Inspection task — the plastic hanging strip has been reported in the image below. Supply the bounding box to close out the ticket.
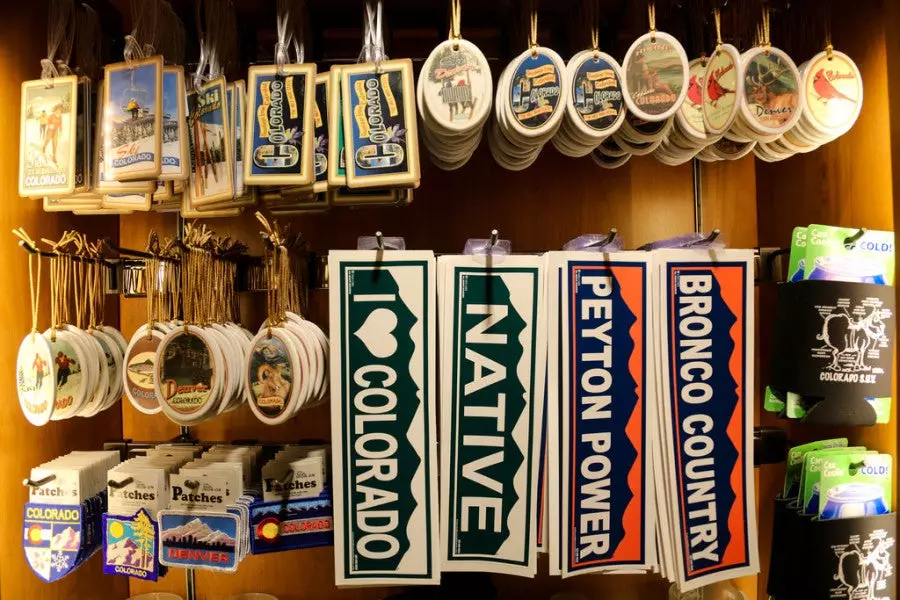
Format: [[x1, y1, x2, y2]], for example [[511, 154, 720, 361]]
[[41, 0, 75, 84]]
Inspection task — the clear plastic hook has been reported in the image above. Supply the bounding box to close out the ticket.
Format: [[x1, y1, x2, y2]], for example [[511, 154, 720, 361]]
[[564, 229, 623, 252], [357, 231, 406, 251], [639, 230, 726, 251], [464, 229, 511, 256]]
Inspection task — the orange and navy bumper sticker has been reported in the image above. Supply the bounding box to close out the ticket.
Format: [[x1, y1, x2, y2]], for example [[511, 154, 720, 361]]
[[561, 257, 651, 575], [660, 252, 758, 588]]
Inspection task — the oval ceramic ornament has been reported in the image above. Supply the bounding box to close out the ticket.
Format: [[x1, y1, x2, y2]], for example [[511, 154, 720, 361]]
[[622, 31, 689, 122], [566, 50, 626, 138], [801, 50, 863, 138], [740, 46, 802, 136], [703, 44, 742, 135], [156, 327, 219, 420], [422, 39, 492, 133], [17, 334, 55, 425], [506, 47, 567, 138]]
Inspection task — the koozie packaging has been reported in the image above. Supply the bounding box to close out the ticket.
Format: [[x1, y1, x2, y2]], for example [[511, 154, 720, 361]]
[[782, 438, 849, 500], [328, 250, 440, 586], [653, 249, 759, 591], [818, 453, 893, 521]]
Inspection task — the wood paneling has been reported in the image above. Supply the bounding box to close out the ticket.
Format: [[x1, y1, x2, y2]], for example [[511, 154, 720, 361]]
[[0, 7, 128, 600]]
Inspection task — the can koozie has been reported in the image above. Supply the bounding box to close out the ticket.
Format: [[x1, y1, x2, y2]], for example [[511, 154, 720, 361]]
[[328, 251, 439, 586], [437, 255, 546, 577], [655, 249, 758, 591], [548, 252, 654, 577]]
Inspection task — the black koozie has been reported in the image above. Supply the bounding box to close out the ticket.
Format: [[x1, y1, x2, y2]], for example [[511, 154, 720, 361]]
[[771, 280, 895, 426], [771, 511, 897, 600]]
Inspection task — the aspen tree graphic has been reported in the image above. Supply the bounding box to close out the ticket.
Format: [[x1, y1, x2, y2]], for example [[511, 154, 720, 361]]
[[132, 511, 156, 570]]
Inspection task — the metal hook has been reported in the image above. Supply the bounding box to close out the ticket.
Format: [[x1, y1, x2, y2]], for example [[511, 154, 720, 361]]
[[107, 477, 135, 489], [587, 228, 618, 249], [489, 229, 499, 248], [844, 228, 866, 249], [687, 228, 721, 247], [23, 474, 57, 488], [375, 231, 385, 251], [281, 469, 295, 485]]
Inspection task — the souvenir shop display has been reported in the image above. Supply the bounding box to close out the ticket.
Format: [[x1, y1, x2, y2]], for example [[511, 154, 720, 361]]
[[154, 224, 255, 425], [23, 450, 122, 581], [329, 237, 440, 585], [14, 229, 124, 425], [417, 0, 492, 170], [766, 225, 895, 425], [123, 234, 180, 416], [551, 2, 626, 158], [341, 3, 420, 190], [438, 239, 546, 577], [489, 10, 567, 171], [8, 0, 894, 599], [246, 215, 329, 425], [768, 439, 895, 600], [20, 0, 868, 219], [545, 246, 655, 577], [649, 238, 758, 591], [244, 3, 316, 187]]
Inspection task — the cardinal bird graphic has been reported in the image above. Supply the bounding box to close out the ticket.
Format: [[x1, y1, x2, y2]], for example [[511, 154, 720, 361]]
[[813, 69, 856, 103], [687, 75, 703, 106], [706, 73, 732, 106]]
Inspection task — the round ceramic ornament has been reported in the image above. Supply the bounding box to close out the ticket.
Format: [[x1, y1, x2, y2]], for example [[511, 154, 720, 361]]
[[156, 326, 222, 422], [204, 327, 237, 415], [739, 46, 802, 136], [708, 137, 757, 160], [77, 332, 110, 417], [621, 31, 689, 122], [702, 44, 743, 135], [594, 136, 629, 158], [16, 333, 56, 426], [503, 47, 568, 139], [421, 39, 493, 133], [591, 148, 631, 169], [800, 49, 863, 138], [100, 325, 128, 355], [618, 112, 673, 144], [565, 50, 626, 140], [292, 316, 330, 405], [44, 328, 91, 420], [612, 132, 663, 156], [124, 326, 165, 415], [90, 328, 123, 414]]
